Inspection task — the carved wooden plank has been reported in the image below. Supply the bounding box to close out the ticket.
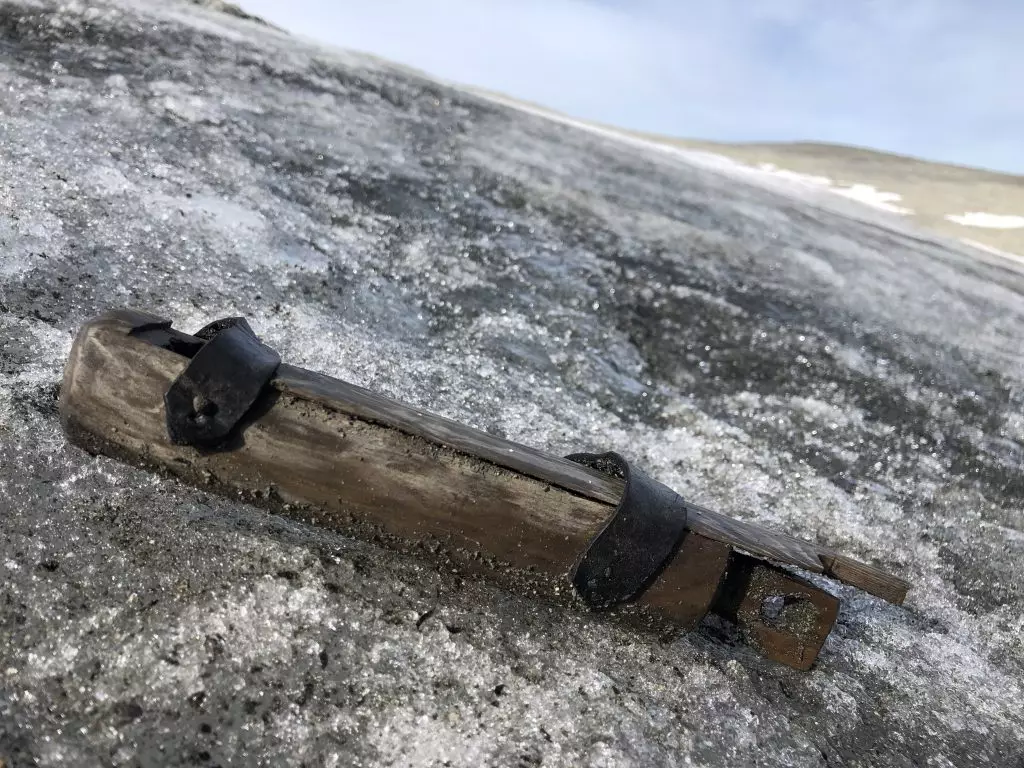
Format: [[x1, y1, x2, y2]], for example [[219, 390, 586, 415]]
[[62, 310, 909, 608], [278, 362, 909, 605], [62, 309, 908, 667], [59, 311, 731, 633]]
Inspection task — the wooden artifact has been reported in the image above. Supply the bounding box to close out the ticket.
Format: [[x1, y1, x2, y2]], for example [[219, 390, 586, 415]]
[[59, 309, 910, 670]]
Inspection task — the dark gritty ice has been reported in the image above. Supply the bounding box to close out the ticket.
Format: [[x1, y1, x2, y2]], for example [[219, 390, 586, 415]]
[[0, 1, 1022, 765]]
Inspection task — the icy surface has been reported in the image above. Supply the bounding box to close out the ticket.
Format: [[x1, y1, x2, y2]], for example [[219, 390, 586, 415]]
[[474, 91, 918, 221], [1, 1, 1023, 766]]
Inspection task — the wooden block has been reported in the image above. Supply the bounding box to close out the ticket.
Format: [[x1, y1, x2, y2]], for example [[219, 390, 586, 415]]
[[59, 310, 730, 632], [59, 309, 905, 667]]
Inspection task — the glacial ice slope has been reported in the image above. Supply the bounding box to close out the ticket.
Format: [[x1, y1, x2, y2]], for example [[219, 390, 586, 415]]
[[1, 1, 1022, 766]]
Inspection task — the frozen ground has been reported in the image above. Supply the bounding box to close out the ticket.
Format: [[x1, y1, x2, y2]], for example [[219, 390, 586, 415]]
[[475, 92, 920, 221], [1, 1, 1023, 765]]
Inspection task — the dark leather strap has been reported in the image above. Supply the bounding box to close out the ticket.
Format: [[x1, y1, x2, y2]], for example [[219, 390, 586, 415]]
[[566, 452, 689, 609], [164, 317, 280, 448]]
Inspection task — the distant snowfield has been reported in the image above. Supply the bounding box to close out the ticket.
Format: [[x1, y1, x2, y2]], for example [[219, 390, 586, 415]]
[[755, 163, 912, 214], [945, 212, 1024, 229], [472, 90, 916, 218], [471, 89, 1024, 264]]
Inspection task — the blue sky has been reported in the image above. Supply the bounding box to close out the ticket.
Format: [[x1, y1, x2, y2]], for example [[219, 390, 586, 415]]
[[239, 0, 1024, 174]]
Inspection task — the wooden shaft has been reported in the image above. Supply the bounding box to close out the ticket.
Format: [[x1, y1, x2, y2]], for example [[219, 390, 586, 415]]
[[59, 310, 731, 632], [280, 365, 907, 604], [59, 310, 862, 667]]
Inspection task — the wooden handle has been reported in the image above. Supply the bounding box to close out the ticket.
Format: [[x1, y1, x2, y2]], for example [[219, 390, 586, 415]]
[[58, 309, 906, 667], [59, 310, 729, 631]]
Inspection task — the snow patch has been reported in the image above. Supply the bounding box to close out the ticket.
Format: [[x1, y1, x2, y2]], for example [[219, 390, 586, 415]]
[[945, 212, 1024, 229], [831, 184, 911, 214], [470, 90, 914, 219], [756, 163, 832, 188], [753, 165, 911, 214]]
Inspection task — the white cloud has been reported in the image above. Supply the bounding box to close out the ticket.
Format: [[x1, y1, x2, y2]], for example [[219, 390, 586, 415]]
[[239, 0, 1024, 174]]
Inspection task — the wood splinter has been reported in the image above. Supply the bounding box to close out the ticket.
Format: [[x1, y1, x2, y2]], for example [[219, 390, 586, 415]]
[[58, 309, 910, 670]]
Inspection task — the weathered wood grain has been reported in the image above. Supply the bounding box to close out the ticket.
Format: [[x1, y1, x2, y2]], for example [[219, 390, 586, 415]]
[[59, 311, 731, 632], [278, 358, 909, 604], [62, 310, 909, 608], [712, 557, 840, 671]]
